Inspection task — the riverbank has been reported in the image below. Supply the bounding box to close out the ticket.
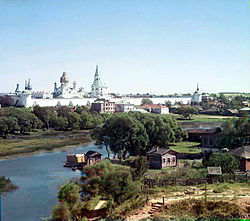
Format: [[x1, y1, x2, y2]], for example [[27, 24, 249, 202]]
[[0, 130, 92, 160]]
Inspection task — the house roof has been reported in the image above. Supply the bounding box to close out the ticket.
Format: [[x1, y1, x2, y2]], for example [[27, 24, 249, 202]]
[[207, 167, 222, 175], [231, 145, 250, 159], [147, 148, 171, 156], [187, 127, 222, 134], [86, 151, 102, 157], [134, 109, 149, 113]]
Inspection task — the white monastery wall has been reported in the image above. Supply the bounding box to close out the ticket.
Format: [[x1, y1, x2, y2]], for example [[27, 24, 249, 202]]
[[21, 96, 193, 107]]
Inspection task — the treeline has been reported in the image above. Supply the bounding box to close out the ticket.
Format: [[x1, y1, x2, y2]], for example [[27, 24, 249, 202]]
[[0, 106, 106, 138], [219, 116, 250, 149], [92, 112, 187, 159]]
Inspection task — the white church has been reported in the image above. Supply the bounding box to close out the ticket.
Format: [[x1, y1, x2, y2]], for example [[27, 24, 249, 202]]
[[3, 66, 202, 107]]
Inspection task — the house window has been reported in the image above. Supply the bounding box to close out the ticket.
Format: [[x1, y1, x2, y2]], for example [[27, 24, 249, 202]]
[[167, 158, 170, 163], [163, 158, 166, 163], [210, 137, 214, 146], [149, 157, 153, 162], [204, 138, 207, 145], [172, 158, 175, 163]]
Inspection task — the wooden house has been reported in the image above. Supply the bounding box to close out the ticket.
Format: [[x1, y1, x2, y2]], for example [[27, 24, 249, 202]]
[[231, 145, 250, 172], [86, 151, 102, 165], [64, 154, 86, 167], [146, 148, 177, 169], [200, 127, 223, 153]]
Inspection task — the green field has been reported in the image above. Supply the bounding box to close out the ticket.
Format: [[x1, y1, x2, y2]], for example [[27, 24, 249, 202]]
[[170, 113, 234, 122], [0, 130, 92, 158]]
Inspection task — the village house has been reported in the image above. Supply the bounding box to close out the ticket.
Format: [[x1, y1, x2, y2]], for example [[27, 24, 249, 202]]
[[200, 127, 223, 153], [199, 107, 220, 115], [90, 99, 115, 114], [146, 148, 177, 169], [139, 104, 169, 114], [231, 145, 250, 172], [86, 150, 102, 165]]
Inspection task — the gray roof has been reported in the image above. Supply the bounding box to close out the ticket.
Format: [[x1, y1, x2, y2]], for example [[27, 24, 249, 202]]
[[231, 146, 250, 159], [147, 148, 170, 156], [86, 151, 102, 157], [207, 167, 222, 175]]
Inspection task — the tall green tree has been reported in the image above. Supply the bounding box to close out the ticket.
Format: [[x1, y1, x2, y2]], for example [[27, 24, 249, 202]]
[[219, 117, 250, 149], [66, 112, 81, 130], [33, 106, 56, 130], [174, 106, 199, 119], [99, 114, 149, 159], [141, 98, 153, 105]]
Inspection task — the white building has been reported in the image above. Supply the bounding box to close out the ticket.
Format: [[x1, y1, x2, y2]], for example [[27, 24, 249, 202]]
[[2, 66, 203, 108], [91, 65, 108, 98], [115, 101, 136, 112], [53, 72, 87, 98], [191, 83, 202, 103], [138, 104, 169, 114]]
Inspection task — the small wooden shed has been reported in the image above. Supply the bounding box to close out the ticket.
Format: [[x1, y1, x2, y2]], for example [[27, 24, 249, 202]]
[[207, 166, 222, 180]]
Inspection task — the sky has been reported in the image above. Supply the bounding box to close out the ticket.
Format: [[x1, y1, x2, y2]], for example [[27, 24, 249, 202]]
[[0, 0, 249, 94]]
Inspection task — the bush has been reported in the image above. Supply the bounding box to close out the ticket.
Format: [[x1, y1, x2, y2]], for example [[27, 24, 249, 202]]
[[203, 153, 239, 174]]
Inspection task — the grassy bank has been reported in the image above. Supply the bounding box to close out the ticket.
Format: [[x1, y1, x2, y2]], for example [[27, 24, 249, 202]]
[[170, 113, 234, 122], [169, 142, 201, 154], [0, 130, 92, 158], [150, 183, 250, 220]]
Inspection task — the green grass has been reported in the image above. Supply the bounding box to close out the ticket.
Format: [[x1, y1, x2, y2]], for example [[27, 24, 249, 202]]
[[169, 142, 201, 154], [171, 113, 233, 122], [0, 130, 92, 158]]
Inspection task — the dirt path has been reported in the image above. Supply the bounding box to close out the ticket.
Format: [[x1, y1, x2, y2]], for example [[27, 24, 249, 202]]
[[126, 190, 250, 221]]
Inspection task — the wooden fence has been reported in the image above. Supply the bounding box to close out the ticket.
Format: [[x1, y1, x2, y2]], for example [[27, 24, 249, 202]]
[[143, 174, 249, 188]]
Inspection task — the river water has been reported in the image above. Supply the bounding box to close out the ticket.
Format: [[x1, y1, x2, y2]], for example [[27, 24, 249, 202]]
[[0, 143, 107, 221]]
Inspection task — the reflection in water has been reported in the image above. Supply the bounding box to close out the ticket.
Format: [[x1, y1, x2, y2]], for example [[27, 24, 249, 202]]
[[0, 143, 106, 221]]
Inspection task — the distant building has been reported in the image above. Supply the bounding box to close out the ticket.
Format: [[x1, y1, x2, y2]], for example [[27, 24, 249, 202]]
[[53, 72, 87, 98], [91, 99, 115, 114], [3, 66, 203, 107], [200, 107, 220, 115], [91, 65, 108, 98], [146, 148, 177, 169], [138, 104, 169, 114], [115, 101, 136, 112], [191, 83, 202, 103]]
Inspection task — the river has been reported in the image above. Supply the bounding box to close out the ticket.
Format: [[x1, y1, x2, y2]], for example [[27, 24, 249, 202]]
[[0, 143, 107, 221]]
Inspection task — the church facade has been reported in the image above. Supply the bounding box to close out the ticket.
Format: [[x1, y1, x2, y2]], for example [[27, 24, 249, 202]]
[[91, 65, 108, 98], [53, 72, 87, 98]]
